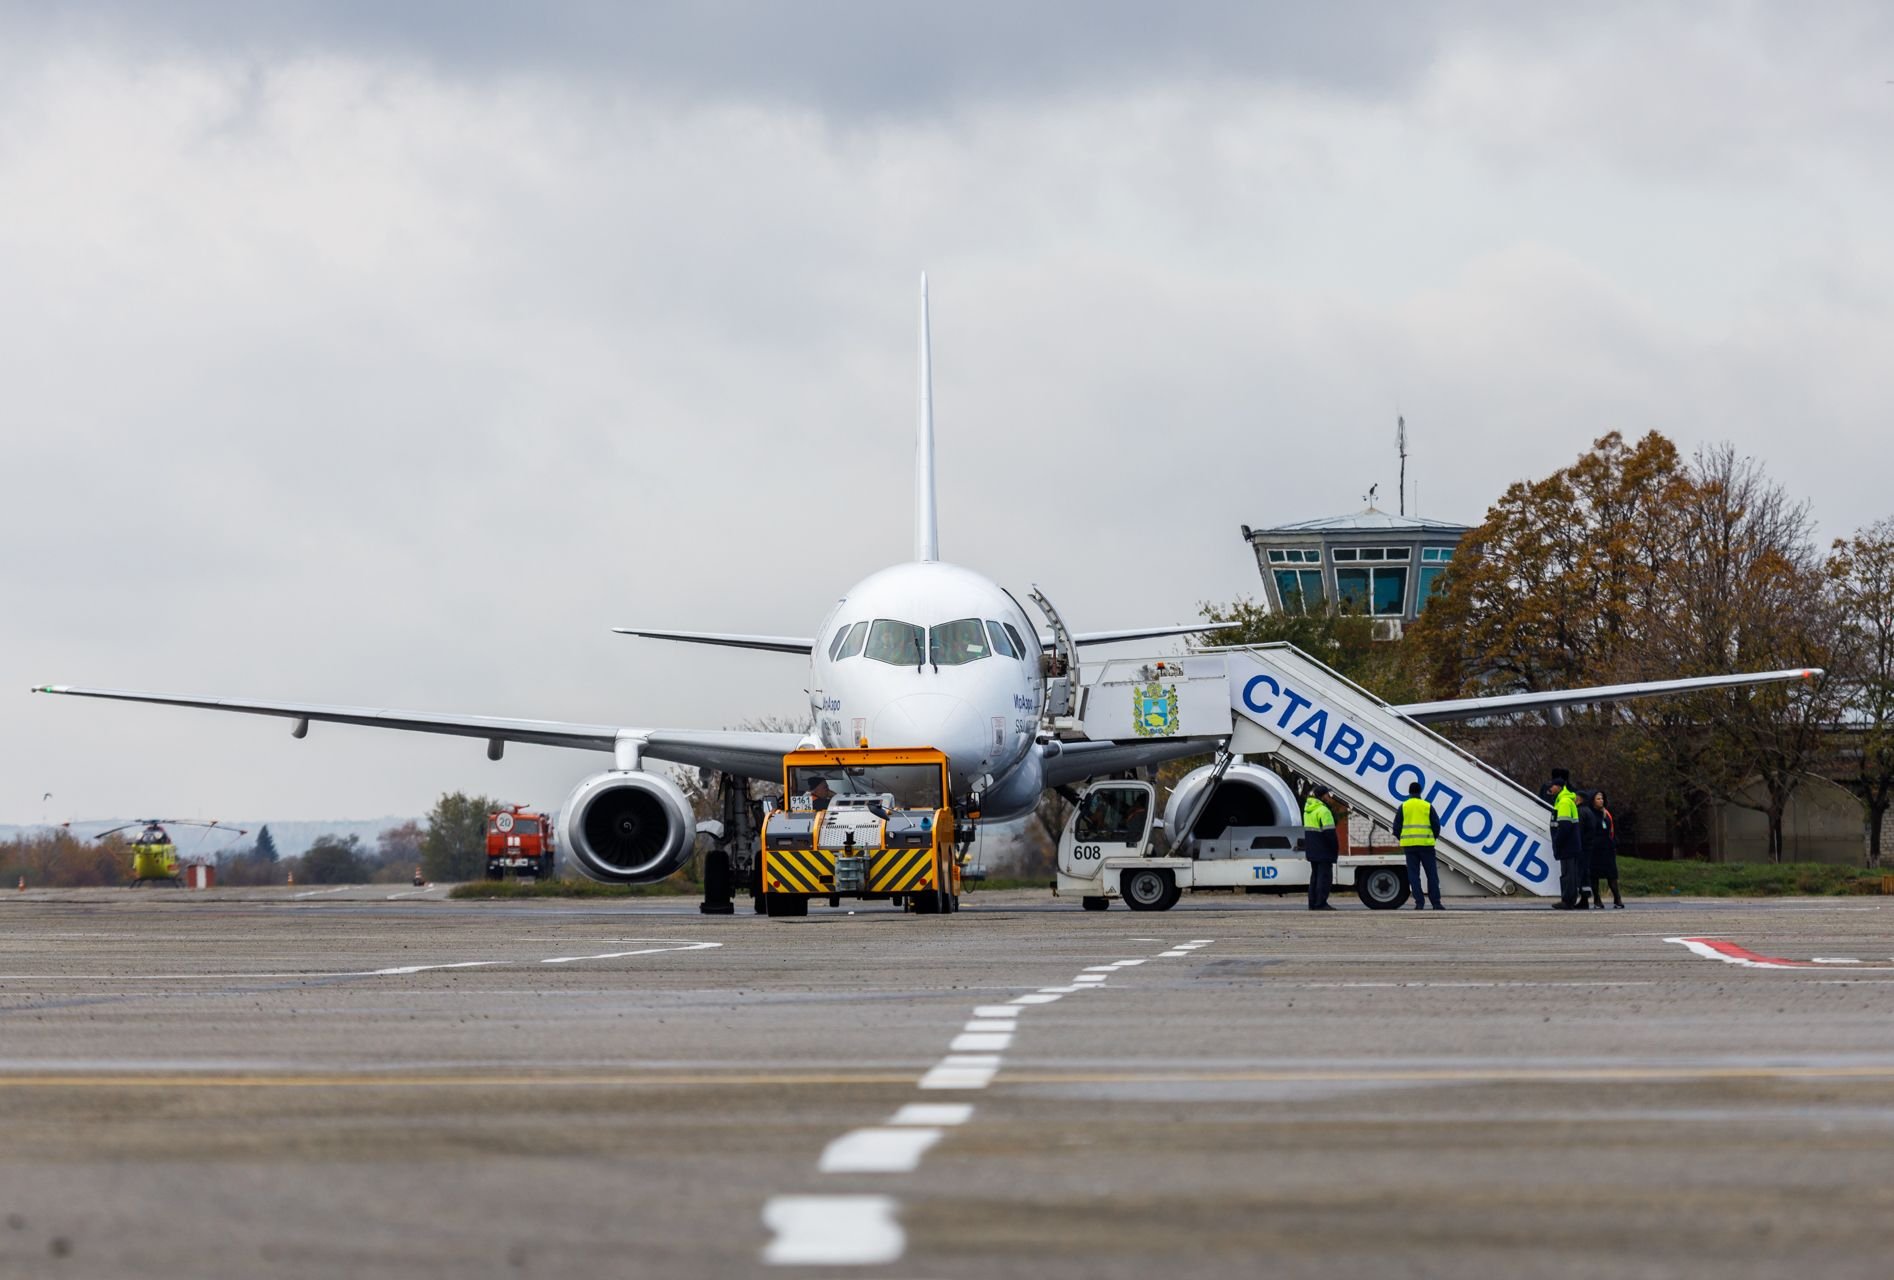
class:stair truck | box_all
[1053,763,1413,910]
[757,747,964,917]
[1052,647,1557,909]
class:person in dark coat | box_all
[1303,786,1339,910]
[1581,789,1622,908]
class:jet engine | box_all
[557,769,696,884]
[1162,760,1301,846]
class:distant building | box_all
[1240,507,1472,639]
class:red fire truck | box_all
[486,804,557,880]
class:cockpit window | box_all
[863,619,925,665]
[827,626,852,661]
[985,620,1018,659]
[836,620,868,660]
[930,618,989,666]
[1003,621,1031,658]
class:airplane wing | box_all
[1393,668,1822,725]
[30,685,805,781]
[610,629,814,655]
[1040,737,1212,791]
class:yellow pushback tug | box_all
[758,748,963,917]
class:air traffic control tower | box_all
[1240,507,1472,640]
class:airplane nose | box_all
[873,694,986,763]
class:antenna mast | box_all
[1396,415,1408,517]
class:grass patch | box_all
[1618,856,1888,898]
[447,877,698,899]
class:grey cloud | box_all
[3,0,1578,114]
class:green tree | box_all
[421,792,500,882]
[300,834,367,884]
[1829,518,1894,867]
[254,825,280,863]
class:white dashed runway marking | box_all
[818,1127,944,1173]
[761,1196,903,1265]
[763,939,1216,1266]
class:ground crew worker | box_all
[1547,769,1582,908]
[808,778,834,812]
[1398,781,1443,910]
[1303,786,1338,910]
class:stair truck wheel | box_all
[1080,896,1110,911]
[1356,865,1411,910]
[1123,867,1177,912]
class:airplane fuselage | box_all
[808,561,1044,813]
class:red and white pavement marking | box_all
[1666,937,1894,970]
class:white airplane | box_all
[35,278,1820,887]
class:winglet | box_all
[915,273,939,563]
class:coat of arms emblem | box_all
[1132,681,1180,738]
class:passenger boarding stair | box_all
[1083,644,1556,896]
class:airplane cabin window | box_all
[864,619,925,665]
[930,618,990,666]
[985,620,1018,659]
[1002,622,1029,658]
[838,620,869,660]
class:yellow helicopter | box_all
[77,819,248,886]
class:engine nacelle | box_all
[557,769,696,884]
[1162,761,1302,847]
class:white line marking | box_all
[1158,950,1190,957]
[383,887,436,900]
[1083,965,1118,972]
[1812,958,1862,965]
[1074,974,1108,984]
[1109,958,1148,967]
[889,1103,972,1126]
[762,1195,902,1265]
[818,1127,943,1173]
[290,886,353,898]
[541,941,722,964]
[962,1020,1017,1032]
[1011,993,1061,1004]
[0,939,725,982]
[972,1006,1023,1018]
[949,1032,1013,1052]
[1180,940,1213,948]
[1037,986,1084,994]
[367,960,507,976]
[919,1056,1001,1090]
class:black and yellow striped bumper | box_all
[763,845,939,896]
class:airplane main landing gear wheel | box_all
[1122,868,1180,912]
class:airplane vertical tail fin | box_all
[915,273,939,563]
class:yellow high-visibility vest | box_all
[1398,796,1436,847]
[1303,796,1335,831]
[1555,787,1580,823]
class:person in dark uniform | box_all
[1303,786,1338,910]
[1581,789,1622,908]
[1547,769,1582,908]
[808,778,834,811]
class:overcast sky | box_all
[4,2,1892,825]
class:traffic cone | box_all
[286,871,294,887]
[16,876,23,891]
